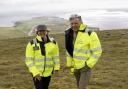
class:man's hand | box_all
[34,74,42,81]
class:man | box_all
[65,14,102,89]
[25,25,60,89]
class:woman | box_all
[25,24,60,89]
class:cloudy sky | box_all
[0,0,128,29]
[0,0,128,15]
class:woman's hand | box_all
[34,74,42,81]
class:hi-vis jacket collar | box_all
[79,23,87,31]
[36,35,54,43]
[36,35,42,42]
[36,35,51,42]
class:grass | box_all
[0,27,27,40]
[0,29,128,89]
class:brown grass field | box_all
[0,29,128,89]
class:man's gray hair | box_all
[69,14,82,22]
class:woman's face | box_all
[37,30,47,38]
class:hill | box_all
[0,17,69,39]
[14,17,69,35]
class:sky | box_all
[0,0,128,15]
[0,0,128,29]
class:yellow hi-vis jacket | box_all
[66,24,102,70]
[25,35,60,77]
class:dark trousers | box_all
[74,66,91,89]
[33,76,51,89]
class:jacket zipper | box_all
[42,56,46,73]
[43,46,46,75]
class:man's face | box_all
[37,30,47,38]
[70,18,80,31]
